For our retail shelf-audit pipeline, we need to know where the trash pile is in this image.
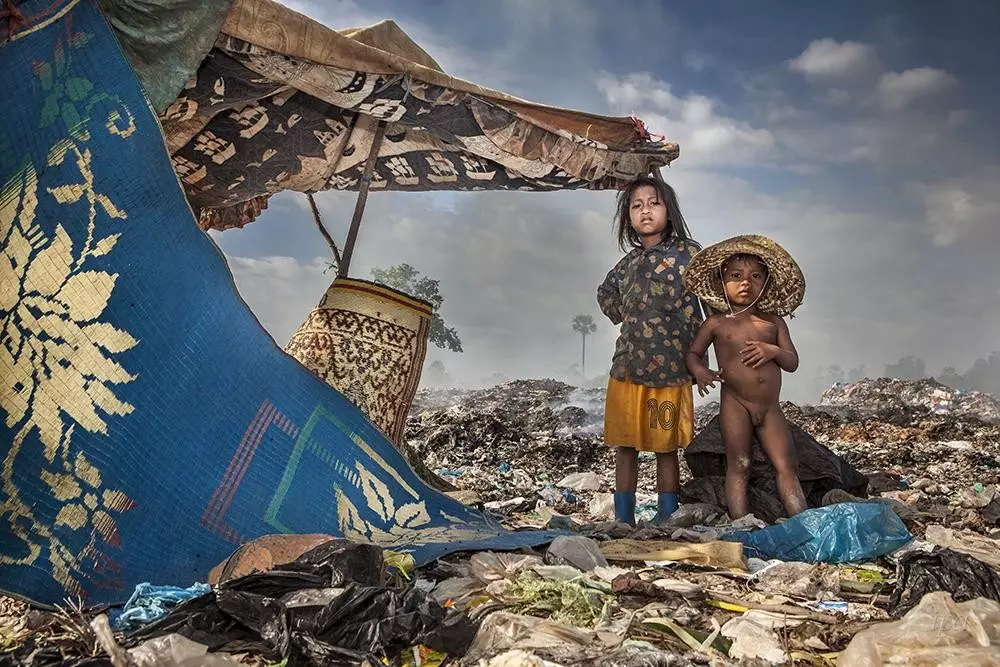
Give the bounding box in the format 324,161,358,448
820,376,1000,424
5,517,1000,665
408,378,1000,535
408,380,609,506
4,376,1000,666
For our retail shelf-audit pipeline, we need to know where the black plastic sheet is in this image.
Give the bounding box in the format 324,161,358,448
123,540,477,665
889,547,1000,617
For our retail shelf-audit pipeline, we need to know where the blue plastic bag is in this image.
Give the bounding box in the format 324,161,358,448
725,503,912,564
111,582,211,632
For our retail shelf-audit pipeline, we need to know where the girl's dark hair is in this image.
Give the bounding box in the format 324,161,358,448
613,174,692,252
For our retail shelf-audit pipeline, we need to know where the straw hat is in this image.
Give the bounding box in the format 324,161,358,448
684,235,805,317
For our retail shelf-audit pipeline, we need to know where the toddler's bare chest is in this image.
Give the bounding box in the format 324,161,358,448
717,318,778,346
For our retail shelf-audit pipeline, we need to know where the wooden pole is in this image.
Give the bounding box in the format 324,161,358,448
306,193,343,270
338,119,388,278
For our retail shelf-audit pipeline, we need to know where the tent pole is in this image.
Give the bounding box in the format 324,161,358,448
306,193,343,269
338,119,388,278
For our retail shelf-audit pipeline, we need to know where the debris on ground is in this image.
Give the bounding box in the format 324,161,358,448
889,547,1000,616
5,377,1000,665
840,591,1000,665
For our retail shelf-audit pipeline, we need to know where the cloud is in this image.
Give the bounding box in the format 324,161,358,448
906,166,1000,246
683,51,712,72
659,169,1000,390
947,109,970,128
597,72,775,166
789,38,875,78
279,0,515,91
876,67,958,111
820,88,851,106
226,255,332,346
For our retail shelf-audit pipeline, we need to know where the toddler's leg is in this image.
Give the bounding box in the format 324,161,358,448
719,392,753,519
614,446,639,525
757,408,807,517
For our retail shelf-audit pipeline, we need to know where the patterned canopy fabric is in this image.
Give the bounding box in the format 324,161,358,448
157,0,680,230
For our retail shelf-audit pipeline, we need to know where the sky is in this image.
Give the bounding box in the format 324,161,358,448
213,0,1000,402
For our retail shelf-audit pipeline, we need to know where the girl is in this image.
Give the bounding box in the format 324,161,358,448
597,175,703,525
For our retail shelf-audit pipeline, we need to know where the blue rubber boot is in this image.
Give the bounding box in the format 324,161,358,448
614,491,636,526
652,492,679,525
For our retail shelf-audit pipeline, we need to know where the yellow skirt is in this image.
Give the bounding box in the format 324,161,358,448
604,377,694,453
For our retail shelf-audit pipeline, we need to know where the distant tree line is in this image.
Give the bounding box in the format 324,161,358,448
811,351,1000,397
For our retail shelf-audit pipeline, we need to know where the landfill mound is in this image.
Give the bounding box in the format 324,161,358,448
408,380,610,503
820,377,1000,424
407,378,1000,535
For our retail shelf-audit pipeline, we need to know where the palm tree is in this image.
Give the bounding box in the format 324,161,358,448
572,314,597,381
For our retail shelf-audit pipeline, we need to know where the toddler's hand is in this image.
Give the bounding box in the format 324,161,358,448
741,341,778,368
694,367,723,397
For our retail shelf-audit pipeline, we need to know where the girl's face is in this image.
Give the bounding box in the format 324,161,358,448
723,257,768,306
628,185,669,247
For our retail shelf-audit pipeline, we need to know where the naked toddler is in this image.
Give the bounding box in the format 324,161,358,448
683,235,808,519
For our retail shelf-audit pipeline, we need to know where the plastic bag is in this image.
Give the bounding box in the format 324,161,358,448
129,634,243,667
752,561,840,599
112,582,212,632
660,503,724,529
684,415,869,521
544,536,608,572
556,472,601,492
463,611,619,665
925,524,1000,570
302,582,478,662
725,503,912,563
720,616,787,664
465,552,543,583
124,540,477,664
890,547,1000,617
841,591,1000,666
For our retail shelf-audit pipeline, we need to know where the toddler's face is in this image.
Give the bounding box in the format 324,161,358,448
722,257,768,306
628,185,668,239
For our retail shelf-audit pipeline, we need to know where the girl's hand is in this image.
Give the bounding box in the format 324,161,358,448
694,367,723,396
741,341,778,368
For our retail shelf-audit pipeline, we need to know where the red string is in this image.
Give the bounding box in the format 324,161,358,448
630,113,667,144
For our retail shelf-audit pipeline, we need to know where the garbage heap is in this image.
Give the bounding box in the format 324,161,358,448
4,377,1000,666
408,378,1000,535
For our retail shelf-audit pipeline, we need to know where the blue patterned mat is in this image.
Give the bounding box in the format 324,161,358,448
0,0,558,606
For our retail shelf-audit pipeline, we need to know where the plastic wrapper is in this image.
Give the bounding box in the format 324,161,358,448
464,611,622,665
112,583,212,632
841,591,1000,666
925,524,1000,570
128,634,242,667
